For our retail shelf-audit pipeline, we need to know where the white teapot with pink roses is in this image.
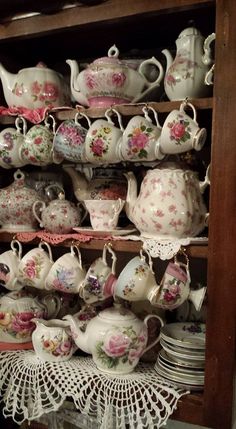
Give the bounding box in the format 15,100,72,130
64,303,164,375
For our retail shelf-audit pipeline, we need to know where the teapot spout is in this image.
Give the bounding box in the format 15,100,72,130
0,63,16,104
63,165,89,201
66,59,89,106
123,171,138,223
63,314,90,353
161,49,174,72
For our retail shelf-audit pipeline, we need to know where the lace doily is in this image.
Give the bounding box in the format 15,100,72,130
114,235,208,260
15,231,105,244
0,351,189,428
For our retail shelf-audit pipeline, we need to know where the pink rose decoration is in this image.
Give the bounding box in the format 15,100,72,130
91,138,104,156
170,122,186,140
11,311,36,333
102,333,131,357
43,82,59,100
112,72,126,87
24,264,36,279
31,81,42,95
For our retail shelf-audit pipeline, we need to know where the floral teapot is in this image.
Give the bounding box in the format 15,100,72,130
64,302,164,374
162,27,215,100
33,185,86,234
0,169,44,232
0,61,70,109
0,289,60,343
63,165,127,201
125,162,210,239
66,45,164,107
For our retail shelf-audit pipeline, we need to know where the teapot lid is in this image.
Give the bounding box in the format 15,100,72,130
178,27,202,38
98,303,137,321
92,45,123,66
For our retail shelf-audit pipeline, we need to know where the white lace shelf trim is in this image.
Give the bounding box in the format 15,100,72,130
0,351,189,429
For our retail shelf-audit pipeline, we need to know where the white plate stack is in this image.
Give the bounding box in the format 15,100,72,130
155,322,206,391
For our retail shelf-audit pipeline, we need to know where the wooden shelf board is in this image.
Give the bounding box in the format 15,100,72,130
172,392,205,426
0,98,213,125
0,232,208,258
0,0,215,41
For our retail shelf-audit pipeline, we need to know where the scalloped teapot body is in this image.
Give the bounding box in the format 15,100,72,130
0,170,44,232
0,63,70,109
125,164,208,239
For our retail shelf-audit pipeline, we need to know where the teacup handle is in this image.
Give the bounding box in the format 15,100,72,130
15,116,27,135
75,111,92,128
180,100,197,123
105,108,124,131
44,114,56,134
142,106,161,129
140,248,154,273
108,198,123,227
10,239,22,260
102,243,117,275
142,315,164,355
39,241,53,263
32,200,47,228
71,244,83,269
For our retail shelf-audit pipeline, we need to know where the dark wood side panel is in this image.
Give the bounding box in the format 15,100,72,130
203,0,236,428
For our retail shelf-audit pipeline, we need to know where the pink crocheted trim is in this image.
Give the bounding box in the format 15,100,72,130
16,231,91,244
0,106,50,124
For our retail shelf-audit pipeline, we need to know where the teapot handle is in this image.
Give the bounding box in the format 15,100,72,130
133,57,164,102
142,315,164,355
39,293,61,319
32,200,46,228
202,32,216,66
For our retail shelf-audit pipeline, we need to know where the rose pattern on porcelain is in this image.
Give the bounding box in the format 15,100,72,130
0,169,44,232
0,62,70,109
67,45,164,107
33,187,85,234
32,319,76,362
125,163,210,239
64,304,164,374
0,290,46,343
162,28,215,100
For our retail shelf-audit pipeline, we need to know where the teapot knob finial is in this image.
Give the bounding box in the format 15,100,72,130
108,45,119,58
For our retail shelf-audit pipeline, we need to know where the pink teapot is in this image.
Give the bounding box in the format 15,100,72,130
125,162,210,239
66,45,164,107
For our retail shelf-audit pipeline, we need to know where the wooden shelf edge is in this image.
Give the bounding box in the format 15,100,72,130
0,0,215,41
0,232,208,258
0,98,213,125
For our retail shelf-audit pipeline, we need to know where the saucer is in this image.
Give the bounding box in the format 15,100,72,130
73,227,137,237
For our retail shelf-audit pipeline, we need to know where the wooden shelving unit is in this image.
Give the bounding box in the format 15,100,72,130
0,1,235,429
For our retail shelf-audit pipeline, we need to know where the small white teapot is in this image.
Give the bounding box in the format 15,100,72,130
66,45,164,107
64,302,164,374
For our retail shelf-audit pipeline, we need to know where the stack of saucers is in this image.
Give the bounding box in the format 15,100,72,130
155,322,206,391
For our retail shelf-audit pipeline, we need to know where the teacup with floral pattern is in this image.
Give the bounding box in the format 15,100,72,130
118,106,164,162
45,245,86,294
0,117,27,169
16,242,54,290
85,108,124,164
0,239,22,291
158,100,207,154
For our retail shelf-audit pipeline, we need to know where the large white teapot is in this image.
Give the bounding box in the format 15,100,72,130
162,27,215,100
125,163,210,239
66,45,163,108
64,303,163,374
